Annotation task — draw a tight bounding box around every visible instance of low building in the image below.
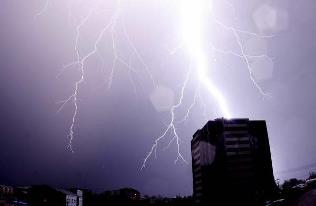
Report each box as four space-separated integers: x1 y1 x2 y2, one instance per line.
56 189 77 206
28 185 82 206
76 189 83 206
69 188 84 206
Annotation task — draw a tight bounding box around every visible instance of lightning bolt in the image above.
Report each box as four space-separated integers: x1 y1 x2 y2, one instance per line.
57 1 123 151
141 67 192 170
35 0 272 166
141 0 272 168
55 1 157 152
141 0 230 169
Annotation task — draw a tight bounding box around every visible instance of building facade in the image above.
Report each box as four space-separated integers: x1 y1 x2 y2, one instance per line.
76 189 83 206
191 118 277 205
56 189 78 206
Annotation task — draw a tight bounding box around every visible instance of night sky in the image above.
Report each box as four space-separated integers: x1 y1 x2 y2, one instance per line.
1 0 316 197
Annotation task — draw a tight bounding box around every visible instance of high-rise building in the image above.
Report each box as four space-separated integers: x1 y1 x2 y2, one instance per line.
191 118 277 206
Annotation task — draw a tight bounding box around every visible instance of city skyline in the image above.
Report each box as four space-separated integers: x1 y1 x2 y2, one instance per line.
1 0 316 197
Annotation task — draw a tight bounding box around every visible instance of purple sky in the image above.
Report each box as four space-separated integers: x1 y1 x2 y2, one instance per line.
1 0 316 196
